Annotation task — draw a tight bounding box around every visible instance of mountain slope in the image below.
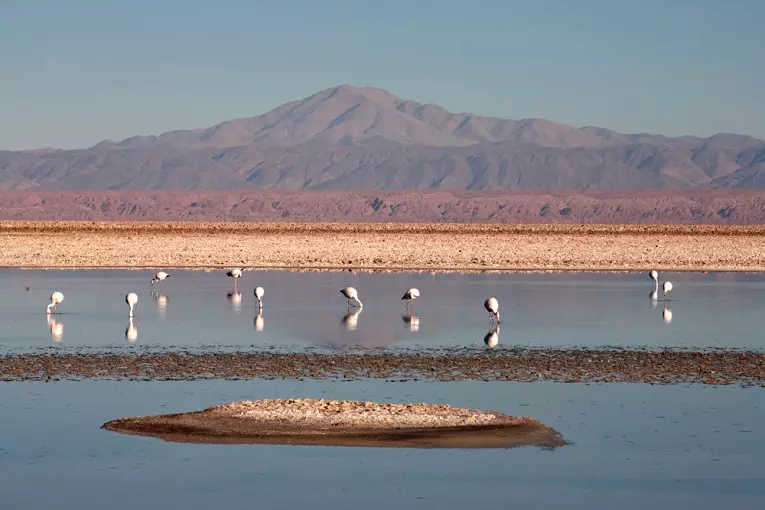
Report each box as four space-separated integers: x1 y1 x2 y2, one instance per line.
2 85 764 191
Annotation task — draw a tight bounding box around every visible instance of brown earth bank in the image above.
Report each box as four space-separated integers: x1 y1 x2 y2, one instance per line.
0 189 765 224
2 219 765 270
3 350 764 386
101 398 565 449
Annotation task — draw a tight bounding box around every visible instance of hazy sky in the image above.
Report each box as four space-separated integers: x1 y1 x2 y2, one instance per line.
2 0 764 150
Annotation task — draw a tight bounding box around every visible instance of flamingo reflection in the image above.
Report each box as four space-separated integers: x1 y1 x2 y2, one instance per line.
47 315 64 343
662 304 673 324
125 317 138 342
484 324 500 349
401 313 420 332
152 290 167 317
343 307 362 330
227 291 242 312
254 309 264 332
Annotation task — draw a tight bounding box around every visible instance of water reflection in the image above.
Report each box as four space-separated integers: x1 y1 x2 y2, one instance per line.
484 325 500 349
47 315 63 343
402 313 420 332
125 317 138 342
343 308 362 331
254 310 264 332
227 291 242 313
663 305 673 324
151 291 167 317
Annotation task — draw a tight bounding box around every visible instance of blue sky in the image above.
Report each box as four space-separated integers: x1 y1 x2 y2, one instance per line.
2 0 764 149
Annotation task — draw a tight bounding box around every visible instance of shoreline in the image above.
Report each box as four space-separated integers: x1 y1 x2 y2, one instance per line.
3 349 764 386
2 221 765 271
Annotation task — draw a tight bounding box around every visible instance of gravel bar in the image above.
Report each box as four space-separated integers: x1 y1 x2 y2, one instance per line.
3 349 764 386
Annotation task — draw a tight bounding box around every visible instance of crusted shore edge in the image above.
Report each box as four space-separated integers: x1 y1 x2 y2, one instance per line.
101 398 566 449
4 349 764 386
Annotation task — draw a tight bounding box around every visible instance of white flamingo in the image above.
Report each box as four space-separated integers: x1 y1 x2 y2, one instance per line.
663 281 673 300
401 288 420 312
340 287 363 308
227 268 245 290
151 271 170 287
254 286 264 309
484 297 501 324
649 271 659 300
46 291 64 315
484 325 500 348
126 292 138 317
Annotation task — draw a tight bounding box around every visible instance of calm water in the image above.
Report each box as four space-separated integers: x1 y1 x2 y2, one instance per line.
0 269 764 352
1 380 763 509
3 269 765 508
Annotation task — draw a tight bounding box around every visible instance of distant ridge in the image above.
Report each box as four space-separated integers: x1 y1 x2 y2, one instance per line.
1 189 764 225
1 84 765 191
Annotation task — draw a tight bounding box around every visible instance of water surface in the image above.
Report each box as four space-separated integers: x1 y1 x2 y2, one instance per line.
1 379 763 509
1 269 763 352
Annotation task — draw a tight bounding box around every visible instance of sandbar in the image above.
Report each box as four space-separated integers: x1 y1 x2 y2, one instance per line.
101 398 565 449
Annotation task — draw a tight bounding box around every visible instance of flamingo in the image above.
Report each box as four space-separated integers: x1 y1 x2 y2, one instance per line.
340 287 363 308
46 291 64 315
484 325 500 348
663 281 673 300
151 271 170 287
126 292 138 317
484 297 501 324
401 288 420 312
254 286 264 309
649 271 659 300
227 268 245 281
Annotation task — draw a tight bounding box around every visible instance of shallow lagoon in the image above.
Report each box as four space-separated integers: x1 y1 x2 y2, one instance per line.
1 269 764 352
1 380 763 509
2 269 764 509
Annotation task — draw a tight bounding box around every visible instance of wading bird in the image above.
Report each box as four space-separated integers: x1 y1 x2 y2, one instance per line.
227 268 245 290
46 291 64 315
254 286 264 309
649 270 659 300
340 287 363 308
663 281 673 300
151 271 170 287
484 297 501 325
401 288 420 312
126 292 138 317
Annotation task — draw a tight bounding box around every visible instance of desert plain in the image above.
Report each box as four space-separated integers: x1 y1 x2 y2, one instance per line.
1 220 764 271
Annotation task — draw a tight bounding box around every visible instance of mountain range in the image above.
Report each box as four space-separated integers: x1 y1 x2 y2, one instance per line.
2 84 765 191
